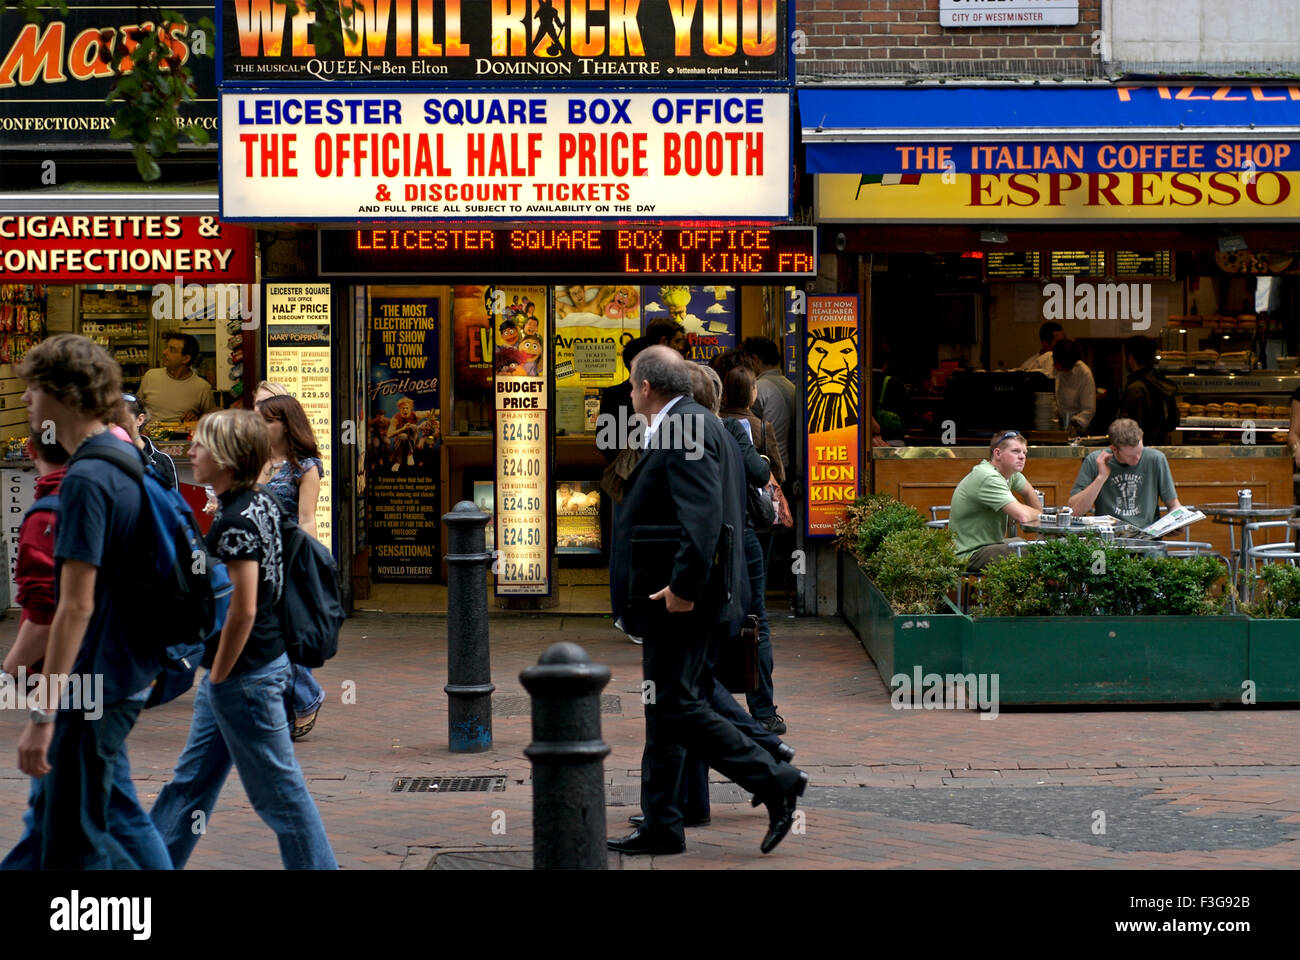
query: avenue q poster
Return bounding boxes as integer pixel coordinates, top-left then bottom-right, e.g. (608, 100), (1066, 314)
(804, 296), (860, 537)
(367, 297), (440, 581)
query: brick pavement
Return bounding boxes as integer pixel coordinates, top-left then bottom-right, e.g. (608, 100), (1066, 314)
(2, 612), (1299, 870)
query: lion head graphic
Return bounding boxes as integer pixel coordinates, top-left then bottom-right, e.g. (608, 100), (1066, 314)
(806, 326), (860, 433)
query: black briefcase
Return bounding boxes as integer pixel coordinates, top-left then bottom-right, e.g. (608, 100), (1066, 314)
(628, 523), (734, 606)
(715, 614), (760, 694)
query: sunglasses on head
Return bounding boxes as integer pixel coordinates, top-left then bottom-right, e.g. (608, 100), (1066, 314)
(122, 394), (137, 405)
(992, 430), (1022, 446)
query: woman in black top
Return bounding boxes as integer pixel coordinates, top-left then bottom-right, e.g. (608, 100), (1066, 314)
(150, 409), (336, 869)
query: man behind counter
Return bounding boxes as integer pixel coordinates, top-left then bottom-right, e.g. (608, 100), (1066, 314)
(949, 430), (1042, 572)
(137, 333), (216, 423)
(1069, 418), (1181, 528)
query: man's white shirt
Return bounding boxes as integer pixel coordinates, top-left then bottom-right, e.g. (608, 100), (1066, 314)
(644, 394), (684, 448)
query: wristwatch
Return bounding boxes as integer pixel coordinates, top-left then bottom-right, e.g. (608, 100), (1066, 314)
(29, 707), (56, 725)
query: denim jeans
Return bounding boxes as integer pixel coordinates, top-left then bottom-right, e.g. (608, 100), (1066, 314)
(1, 720), (171, 870)
(290, 664), (325, 719)
(742, 527), (776, 719)
(150, 654), (336, 870)
(1, 700), (170, 869)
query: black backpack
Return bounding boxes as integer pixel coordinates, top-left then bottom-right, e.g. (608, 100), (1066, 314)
(269, 494), (345, 667)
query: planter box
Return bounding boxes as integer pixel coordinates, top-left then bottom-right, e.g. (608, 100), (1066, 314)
(839, 552), (968, 688)
(1249, 619), (1300, 703)
(964, 616), (1251, 705)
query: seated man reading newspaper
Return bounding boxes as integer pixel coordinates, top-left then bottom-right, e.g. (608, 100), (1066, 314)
(1068, 418), (1202, 537)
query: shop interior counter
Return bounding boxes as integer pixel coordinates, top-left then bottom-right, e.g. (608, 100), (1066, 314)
(874, 444), (1296, 560)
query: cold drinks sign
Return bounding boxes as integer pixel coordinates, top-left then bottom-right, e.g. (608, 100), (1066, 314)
(219, 92), (789, 220)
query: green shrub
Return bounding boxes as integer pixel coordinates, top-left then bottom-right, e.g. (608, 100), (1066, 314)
(834, 494), (902, 562)
(855, 501), (924, 560)
(976, 535), (1228, 617)
(1249, 564), (1300, 619)
(866, 527), (962, 615)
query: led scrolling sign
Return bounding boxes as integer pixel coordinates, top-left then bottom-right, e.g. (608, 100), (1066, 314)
(318, 226), (816, 277)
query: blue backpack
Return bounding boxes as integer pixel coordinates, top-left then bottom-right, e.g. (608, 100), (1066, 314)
(68, 441), (232, 707)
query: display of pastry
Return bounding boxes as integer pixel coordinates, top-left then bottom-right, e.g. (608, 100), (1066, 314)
(1188, 405), (1206, 416)
(1205, 403), (1223, 417)
(1222, 402), (1240, 418)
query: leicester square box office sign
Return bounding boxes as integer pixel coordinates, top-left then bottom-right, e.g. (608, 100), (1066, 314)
(217, 0), (790, 85)
(218, 90), (790, 220)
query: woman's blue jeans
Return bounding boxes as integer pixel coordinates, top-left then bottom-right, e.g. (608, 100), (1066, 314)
(150, 654), (336, 870)
(743, 528), (776, 719)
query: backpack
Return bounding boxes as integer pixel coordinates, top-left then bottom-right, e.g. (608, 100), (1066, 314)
(268, 493), (344, 668)
(68, 441), (232, 706)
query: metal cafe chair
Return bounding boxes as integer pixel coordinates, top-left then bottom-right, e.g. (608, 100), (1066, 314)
(927, 505), (950, 530)
(1154, 505), (1216, 557)
(1245, 520), (1300, 575)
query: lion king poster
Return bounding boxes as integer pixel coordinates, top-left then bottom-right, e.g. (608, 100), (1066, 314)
(804, 296), (861, 537)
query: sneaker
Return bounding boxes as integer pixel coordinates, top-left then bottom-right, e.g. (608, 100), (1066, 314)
(758, 711), (786, 735)
(614, 617), (644, 645)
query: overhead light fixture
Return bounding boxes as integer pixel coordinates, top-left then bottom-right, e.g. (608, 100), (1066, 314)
(979, 228), (1009, 245)
(1218, 232), (1248, 253)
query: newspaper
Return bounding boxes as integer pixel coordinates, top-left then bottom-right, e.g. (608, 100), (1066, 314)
(1135, 506), (1207, 540)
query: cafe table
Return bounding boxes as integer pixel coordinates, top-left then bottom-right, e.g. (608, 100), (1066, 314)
(1198, 502), (1300, 598)
(1016, 519), (1169, 555)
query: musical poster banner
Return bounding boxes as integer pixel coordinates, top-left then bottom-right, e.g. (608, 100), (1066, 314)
(554, 283), (639, 433)
(366, 296), (441, 581)
(265, 283), (334, 551)
(555, 479), (601, 554)
(219, 91), (790, 220)
(219, 0), (789, 86)
(643, 284), (736, 365)
(804, 295), (860, 537)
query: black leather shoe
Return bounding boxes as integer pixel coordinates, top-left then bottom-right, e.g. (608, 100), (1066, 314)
(607, 828), (685, 856)
(759, 770), (809, 855)
(629, 813), (711, 828)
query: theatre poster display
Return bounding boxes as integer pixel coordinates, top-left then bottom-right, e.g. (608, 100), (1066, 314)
(366, 297), (441, 581)
(556, 480), (602, 555)
(554, 284), (640, 433)
(643, 284), (736, 365)
(451, 285), (495, 431)
(804, 296), (861, 537)
(265, 283), (333, 551)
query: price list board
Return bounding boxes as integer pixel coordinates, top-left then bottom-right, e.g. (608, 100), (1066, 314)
(1114, 250), (1173, 279)
(265, 283), (333, 552)
(983, 251), (1041, 280)
(494, 377), (550, 596)
(1047, 250), (1106, 277)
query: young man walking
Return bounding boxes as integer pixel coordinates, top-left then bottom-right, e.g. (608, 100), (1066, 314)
(7, 334), (170, 869)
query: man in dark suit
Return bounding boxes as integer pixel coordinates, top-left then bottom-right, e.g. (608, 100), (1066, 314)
(608, 346), (807, 856)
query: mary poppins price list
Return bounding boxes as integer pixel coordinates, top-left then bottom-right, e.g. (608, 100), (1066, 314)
(495, 377), (548, 596)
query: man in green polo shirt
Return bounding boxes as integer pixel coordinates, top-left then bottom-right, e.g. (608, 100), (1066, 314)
(950, 430), (1042, 572)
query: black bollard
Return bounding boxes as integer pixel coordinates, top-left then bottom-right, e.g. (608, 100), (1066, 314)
(442, 501), (494, 753)
(520, 642), (612, 870)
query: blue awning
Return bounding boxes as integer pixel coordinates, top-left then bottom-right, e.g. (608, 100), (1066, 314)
(800, 86), (1300, 174)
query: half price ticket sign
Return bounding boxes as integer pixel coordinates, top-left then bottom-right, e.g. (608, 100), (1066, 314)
(266, 283), (333, 551)
(220, 92), (790, 220)
(495, 376), (549, 596)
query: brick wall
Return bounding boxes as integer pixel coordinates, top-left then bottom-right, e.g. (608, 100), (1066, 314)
(796, 0), (1105, 81)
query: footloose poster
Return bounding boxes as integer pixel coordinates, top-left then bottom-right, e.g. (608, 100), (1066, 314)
(804, 295), (861, 537)
(366, 297), (440, 581)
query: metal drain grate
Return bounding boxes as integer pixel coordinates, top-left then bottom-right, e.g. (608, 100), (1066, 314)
(493, 694), (622, 716)
(391, 776), (507, 793)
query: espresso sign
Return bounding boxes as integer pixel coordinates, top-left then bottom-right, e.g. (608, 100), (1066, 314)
(220, 0), (788, 85)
